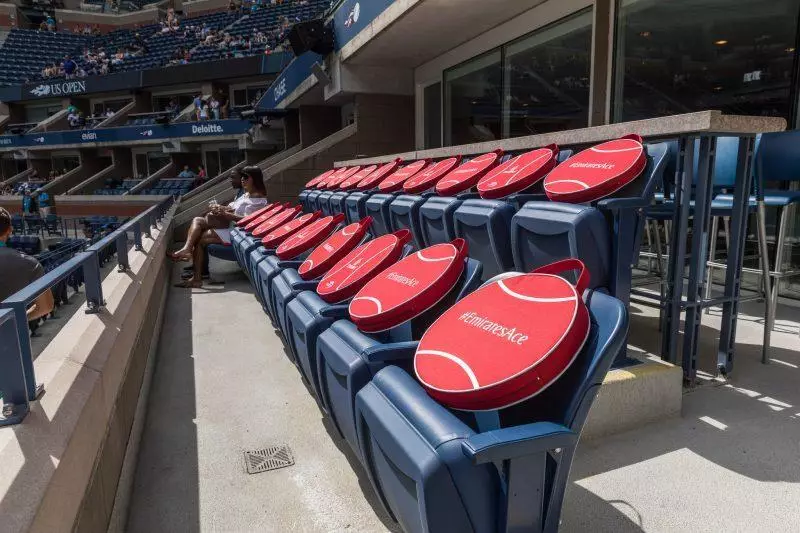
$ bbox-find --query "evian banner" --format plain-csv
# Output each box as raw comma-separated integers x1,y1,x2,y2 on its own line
29,80,87,98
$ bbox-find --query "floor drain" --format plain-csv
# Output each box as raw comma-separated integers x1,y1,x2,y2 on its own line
243,445,295,474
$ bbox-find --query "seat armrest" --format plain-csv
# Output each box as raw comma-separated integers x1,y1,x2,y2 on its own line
319,304,349,319
461,422,577,465
277,260,303,269
295,281,318,291
363,341,419,363
596,197,649,210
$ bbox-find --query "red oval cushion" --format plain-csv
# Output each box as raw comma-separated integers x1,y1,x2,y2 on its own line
251,206,302,238
306,169,336,189
237,202,276,227
261,211,321,248
414,272,589,411
298,217,373,280
377,160,430,193
435,151,502,196
402,157,461,194
317,229,411,304
477,146,558,199
355,160,402,191
276,214,344,260
349,239,467,333
325,166,362,189
318,167,350,189
244,203,291,232
543,136,646,203
339,165,378,190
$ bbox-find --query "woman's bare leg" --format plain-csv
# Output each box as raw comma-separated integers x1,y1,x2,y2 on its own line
169,216,209,260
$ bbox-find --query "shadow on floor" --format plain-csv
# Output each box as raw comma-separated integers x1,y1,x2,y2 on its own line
126,278,198,533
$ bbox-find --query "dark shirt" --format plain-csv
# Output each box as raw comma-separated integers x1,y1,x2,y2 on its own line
63,59,77,74
0,245,44,301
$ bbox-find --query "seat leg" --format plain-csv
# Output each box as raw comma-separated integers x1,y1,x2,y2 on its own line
704,215,719,314
768,207,790,335
756,201,774,364
723,216,731,252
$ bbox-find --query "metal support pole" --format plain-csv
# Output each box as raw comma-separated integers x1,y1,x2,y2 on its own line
717,137,755,376
83,251,105,314
661,137,694,365
681,136,716,383
0,310,30,425
115,231,129,272
133,222,143,251
704,215,719,313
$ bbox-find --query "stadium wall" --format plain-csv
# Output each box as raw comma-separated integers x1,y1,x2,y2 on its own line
0,204,176,533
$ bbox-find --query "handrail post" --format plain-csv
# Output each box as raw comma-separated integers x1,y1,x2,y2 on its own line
133,221,143,251
83,251,105,314
143,212,152,239
0,309,31,425
0,305,39,406
116,230,129,272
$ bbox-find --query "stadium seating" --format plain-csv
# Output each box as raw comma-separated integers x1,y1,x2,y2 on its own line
353,289,628,533
0,1,329,88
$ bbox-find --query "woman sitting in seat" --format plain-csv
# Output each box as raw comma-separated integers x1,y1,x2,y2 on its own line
168,166,268,276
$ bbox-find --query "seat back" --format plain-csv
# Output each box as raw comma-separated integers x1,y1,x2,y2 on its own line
328,191,349,216
453,199,516,280
364,193,395,237
387,194,427,249
418,195,467,247
344,191,370,224
754,130,800,185
511,202,611,290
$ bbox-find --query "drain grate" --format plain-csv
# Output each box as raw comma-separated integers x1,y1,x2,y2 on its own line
243,445,295,474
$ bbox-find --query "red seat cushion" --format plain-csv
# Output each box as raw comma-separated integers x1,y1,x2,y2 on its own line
414,259,590,411
543,135,646,203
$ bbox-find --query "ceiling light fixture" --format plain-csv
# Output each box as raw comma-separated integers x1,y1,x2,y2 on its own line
714,40,728,46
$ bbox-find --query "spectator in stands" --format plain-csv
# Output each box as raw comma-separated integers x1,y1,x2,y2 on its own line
0,208,54,319
178,165,197,180
199,101,210,121
193,94,203,121
165,98,179,115
193,165,207,189
228,0,238,11
172,167,268,287
36,189,52,217
209,96,221,120
67,109,81,129
62,56,77,80
46,14,56,32
21,190,38,215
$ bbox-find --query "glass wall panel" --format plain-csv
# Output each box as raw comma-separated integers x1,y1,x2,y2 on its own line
614,0,800,123
504,9,593,137
424,82,442,149
444,49,502,146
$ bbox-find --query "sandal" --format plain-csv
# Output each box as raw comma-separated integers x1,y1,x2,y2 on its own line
167,250,193,262
173,279,203,289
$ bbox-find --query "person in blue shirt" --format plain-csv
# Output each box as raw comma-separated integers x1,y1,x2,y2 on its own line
36,189,51,217
178,165,196,179
21,190,38,216
62,56,77,79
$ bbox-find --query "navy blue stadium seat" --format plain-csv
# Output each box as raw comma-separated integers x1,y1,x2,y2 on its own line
344,192,371,223
363,193,395,237
511,202,611,290
354,289,628,533
314,257,482,459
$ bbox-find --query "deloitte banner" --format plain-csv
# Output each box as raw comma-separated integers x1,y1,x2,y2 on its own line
0,119,252,149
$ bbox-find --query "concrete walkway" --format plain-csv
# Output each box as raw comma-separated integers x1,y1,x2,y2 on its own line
126,272,398,533
127,268,800,532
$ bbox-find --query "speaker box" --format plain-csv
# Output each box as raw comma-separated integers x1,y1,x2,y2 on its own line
288,19,334,56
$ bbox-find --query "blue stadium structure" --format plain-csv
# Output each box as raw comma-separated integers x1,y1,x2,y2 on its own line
1,1,800,533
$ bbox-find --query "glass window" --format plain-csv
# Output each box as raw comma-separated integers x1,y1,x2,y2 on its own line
424,82,442,149
444,49,502,146
614,0,800,123
504,9,593,137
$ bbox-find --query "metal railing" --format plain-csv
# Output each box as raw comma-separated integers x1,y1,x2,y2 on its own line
0,196,175,427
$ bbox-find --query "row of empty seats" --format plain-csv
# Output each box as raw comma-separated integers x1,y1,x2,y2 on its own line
221,135,664,532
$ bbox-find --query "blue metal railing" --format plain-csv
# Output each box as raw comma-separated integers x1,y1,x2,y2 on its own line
0,197,175,427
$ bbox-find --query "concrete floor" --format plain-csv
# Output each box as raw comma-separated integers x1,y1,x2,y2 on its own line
127,269,800,532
